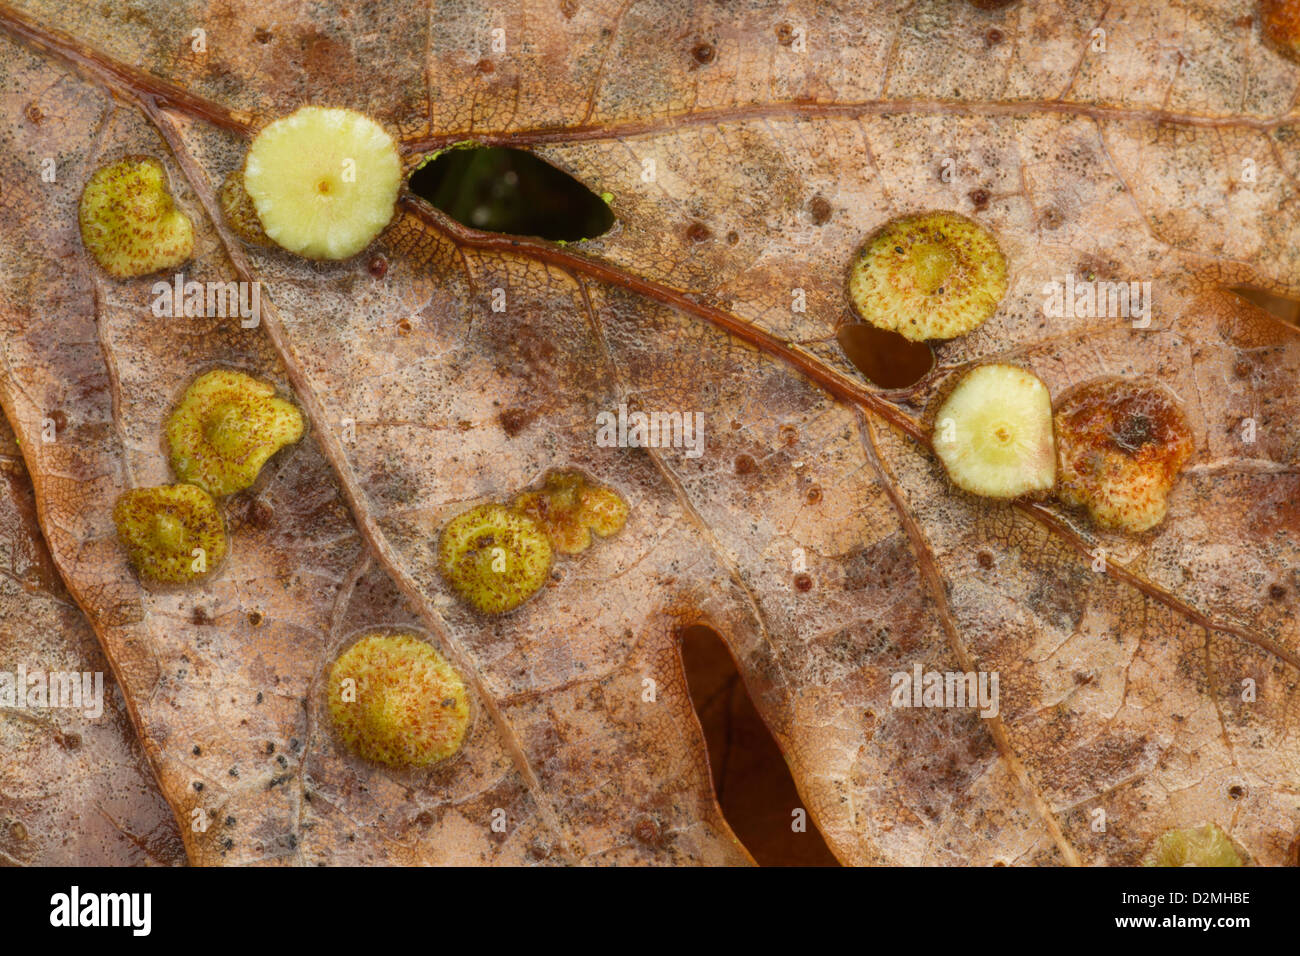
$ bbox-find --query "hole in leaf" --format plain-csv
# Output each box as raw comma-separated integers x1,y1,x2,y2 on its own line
837,322,935,389
1229,286,1300,326
408,147,614,242
679,623,839,866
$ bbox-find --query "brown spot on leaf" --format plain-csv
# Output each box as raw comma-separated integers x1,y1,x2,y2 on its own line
498,406,537,437
246,498,274,530
1262,0,1300,62
968,188,991,211
633,815,661,845
691,41,716,65
734,454,757,475
686,221,711,242
808,195,832,225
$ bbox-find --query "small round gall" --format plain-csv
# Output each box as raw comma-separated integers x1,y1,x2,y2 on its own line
327,632,470,769
932,364,1056,499
166,369,304,497
512,470,629,555
113,483,227,584
437,503,553,615
78,156,194,279
1054,378,1193,533
243,106,402,260
847,211,1008,342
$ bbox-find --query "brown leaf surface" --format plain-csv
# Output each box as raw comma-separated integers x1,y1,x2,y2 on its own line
0,417,185,866
0,0,1298,866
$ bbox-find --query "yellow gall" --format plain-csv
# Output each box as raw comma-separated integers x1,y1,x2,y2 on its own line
513,470,629,555
1144,824,1244,867
166,369,304,497
243,106,401,260
327,633,470,768
932,364,1056,499
78,156,194,279
112,484,226,584
437,503,552,615
848,211,1008,342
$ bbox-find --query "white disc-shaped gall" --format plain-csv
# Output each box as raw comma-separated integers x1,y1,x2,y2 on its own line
243,106,402,260
932,364,1056,499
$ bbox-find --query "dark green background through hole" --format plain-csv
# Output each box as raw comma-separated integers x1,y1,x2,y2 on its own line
409,147,614,242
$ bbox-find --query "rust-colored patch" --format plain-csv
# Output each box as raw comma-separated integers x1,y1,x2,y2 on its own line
512,469,628,555
498,406,537,437
1055,378,1194,533
633,815,662,845
686,221,711,242
808,195,832,225
1262,0,1300,62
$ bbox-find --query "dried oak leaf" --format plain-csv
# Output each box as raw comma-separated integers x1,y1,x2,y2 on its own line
1,0,1299,866
0,417,185,866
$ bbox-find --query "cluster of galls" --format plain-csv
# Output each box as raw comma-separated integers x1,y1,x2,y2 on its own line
846,210,1193,533
113,370,303,584
929,364,1192,533
438,469,629,615
317,471,628,770
80,106,404,278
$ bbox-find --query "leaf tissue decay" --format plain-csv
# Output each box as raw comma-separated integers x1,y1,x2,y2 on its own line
0,0,1298,869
